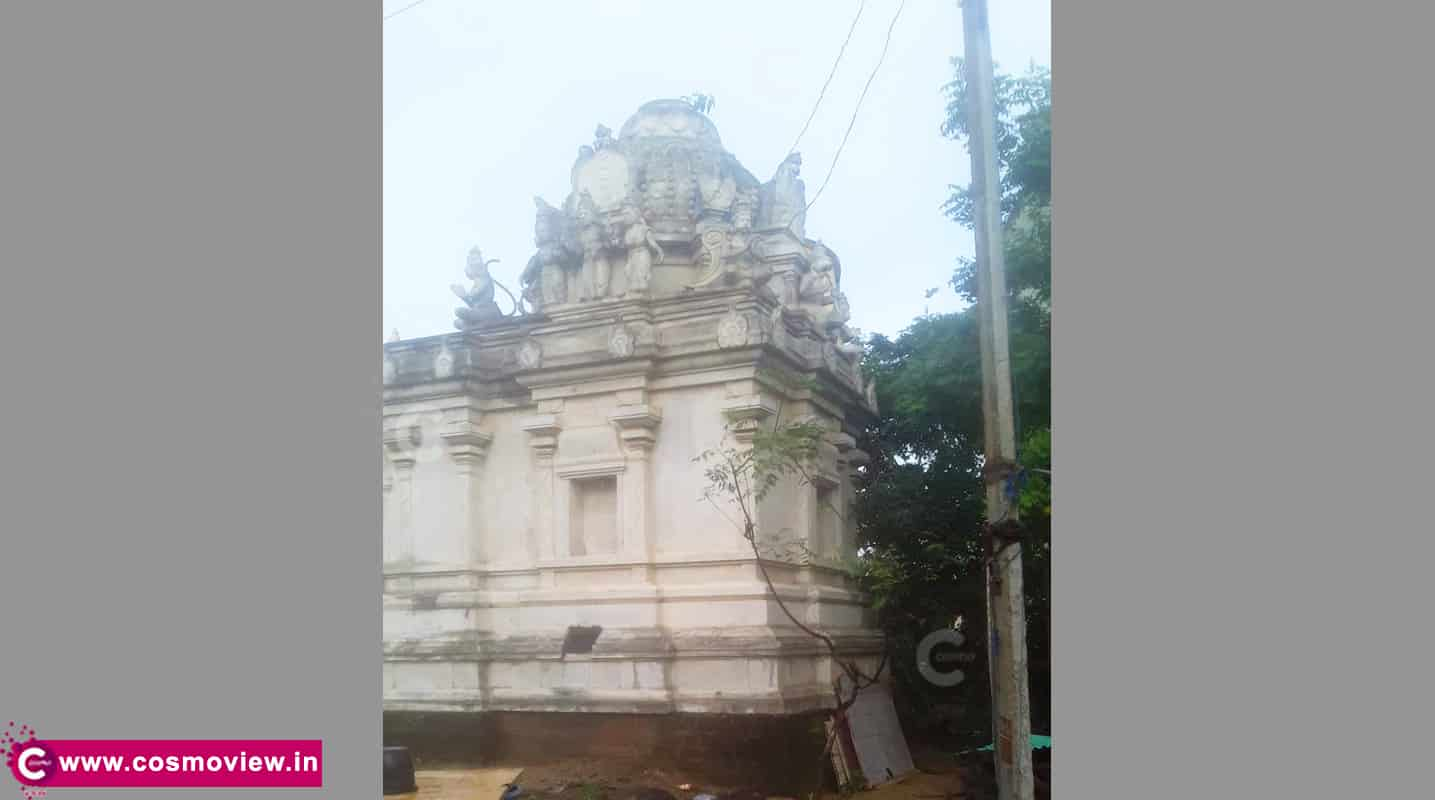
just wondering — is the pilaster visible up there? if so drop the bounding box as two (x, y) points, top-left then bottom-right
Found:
(521, 412), (562, 582)
(382, 414), (421, 565)
(611, 404), (662, 578)
(439, 400), (493, 568)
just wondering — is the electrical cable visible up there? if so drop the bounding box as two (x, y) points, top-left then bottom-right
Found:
(384, 0), (431, 22)
(803, 0), (908, 216)
(785, 0), (868, 158)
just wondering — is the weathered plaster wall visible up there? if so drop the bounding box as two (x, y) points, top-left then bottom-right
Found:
(384, 99), (884, 717)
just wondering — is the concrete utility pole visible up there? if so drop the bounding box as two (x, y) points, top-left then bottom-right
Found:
(960, 2), (1035, 799)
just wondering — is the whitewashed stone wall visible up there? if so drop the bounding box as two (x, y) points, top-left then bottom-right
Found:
(384, 100), (884, 715)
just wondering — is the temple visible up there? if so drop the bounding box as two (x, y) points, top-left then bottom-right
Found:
(382, 100), (883, 762)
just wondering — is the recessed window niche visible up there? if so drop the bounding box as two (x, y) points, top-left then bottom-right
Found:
(570, 475), (618, 556)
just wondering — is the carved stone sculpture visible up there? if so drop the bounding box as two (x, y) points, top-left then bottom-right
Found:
(836, 325), (864, 364)
(688, 225), (755, 290)
(434, 348), (455, 378)
(809, 240), (841, 288)
(516, 338), (542, 370)
(521, 197), (576, 310)
(760, 152), (806, 236)
(633, 141), (708, 239)
(792, 240), (851, 332)
(575, 192), (618, 301)
(608, 321), (636, 358)
(689, 229), (730, 289)
(593, 124), (615, 151)
(620, 200), (662, 295)
(696, 159), (737, 227)
(798, 255), (837, 307)
(827, 291), (852, 333)
(717, 304), (750, 348)
(733, 186), (758, 231)
(484, 103), (860, 339)
(453, 247), (504, 329)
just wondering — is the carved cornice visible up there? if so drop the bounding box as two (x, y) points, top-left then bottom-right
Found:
(382, 415), (421, 467)
(610, 404), (662, 451)
(382, 626), (884, 663)
(810, 432), (852, 489)
(439, 403), (493, 467)
(520, 414), (562, 459)
(721, 394), (776, 443)
(382, 332), (477, 387)
(554, 457), (627, 480)
(845, 447), (871, 477)
(516, 359), (657, 393)
(749, 226), (811, 270)
(812, 462), (841, 491)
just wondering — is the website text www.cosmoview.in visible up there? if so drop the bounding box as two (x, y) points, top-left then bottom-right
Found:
(7, 738), (322, 790)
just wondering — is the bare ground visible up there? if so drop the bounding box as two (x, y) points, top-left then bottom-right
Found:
(386, 747), (1048, 800)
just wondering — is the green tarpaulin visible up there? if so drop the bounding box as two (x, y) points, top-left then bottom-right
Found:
(968, 734), (1051, 753)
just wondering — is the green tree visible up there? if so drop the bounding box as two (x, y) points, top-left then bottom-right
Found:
(855, 61), (1050, 743)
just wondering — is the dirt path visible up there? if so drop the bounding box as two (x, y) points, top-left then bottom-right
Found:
(388, 756), (974, 800)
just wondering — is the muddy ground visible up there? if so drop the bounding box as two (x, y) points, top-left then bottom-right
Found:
(390, 748), (1049, 800)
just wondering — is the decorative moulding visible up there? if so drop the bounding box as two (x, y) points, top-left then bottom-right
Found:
(520, 414), (562, 459)
(610, 405), (662, 451)
(434, 348), (455, 379)
(721, 394), (777, 441)
(382, 415), (422, 464)
(519, 414), (561, 435)
(518, 361), (656, 395)
(440, 421), (492, 467)
(716, 305), (751, 348)
(554, 457), (627, 480)
(608, 322), (636, 358)
(516, 338), (543, 370)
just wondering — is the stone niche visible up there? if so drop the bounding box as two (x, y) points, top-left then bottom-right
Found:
(383, 99), (884, 724)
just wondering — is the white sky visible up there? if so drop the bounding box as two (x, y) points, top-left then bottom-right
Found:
(383, 0), (1050, 342)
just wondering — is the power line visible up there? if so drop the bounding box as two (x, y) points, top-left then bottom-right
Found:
(804, 0), (908, 216)
(786, 0), (868, 158)
(384, 0), (432, 22)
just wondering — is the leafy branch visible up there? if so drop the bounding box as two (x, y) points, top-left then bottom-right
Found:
(695, 394), (889, 795)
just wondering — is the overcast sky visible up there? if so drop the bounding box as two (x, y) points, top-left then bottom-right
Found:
(383, 0), (1050, 342)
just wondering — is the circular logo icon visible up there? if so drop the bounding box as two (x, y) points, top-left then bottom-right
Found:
(916, 629), (968, 687)
(11, 741), (57, 786)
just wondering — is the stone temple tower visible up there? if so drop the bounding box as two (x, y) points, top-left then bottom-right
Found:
(382, 100), (883, 767)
